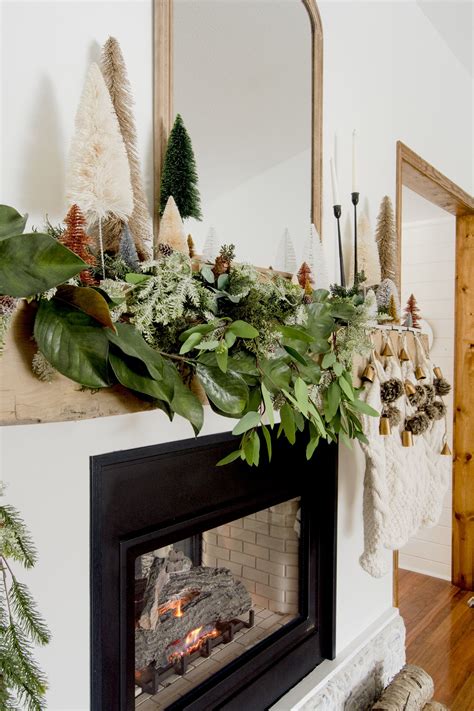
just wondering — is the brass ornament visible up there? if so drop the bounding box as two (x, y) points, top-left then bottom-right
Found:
(361, 363), (375, 382)
(402, 430), (414, 447)
(415, 365), (426, 380)
(381, 340), (394, 357)
(379, 416), (391, 436)
(441, 441), (452, 456)
(399, 347), (410, 362)
(433, 366), (444, 379)
(404, 380), (417, 396)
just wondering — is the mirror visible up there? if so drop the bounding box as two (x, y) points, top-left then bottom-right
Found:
(165, 0), (320, 270)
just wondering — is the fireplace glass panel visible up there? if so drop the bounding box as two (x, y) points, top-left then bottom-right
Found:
(134, 497), (301, 708)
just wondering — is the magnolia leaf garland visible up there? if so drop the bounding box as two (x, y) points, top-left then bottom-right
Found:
(101, 37), (152, 260)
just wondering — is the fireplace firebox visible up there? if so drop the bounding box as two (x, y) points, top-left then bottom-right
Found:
(91, 431), (337, 710)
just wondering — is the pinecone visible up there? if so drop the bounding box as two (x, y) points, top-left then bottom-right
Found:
(213, 244), (235, 277)
(158, 243), (173, 258)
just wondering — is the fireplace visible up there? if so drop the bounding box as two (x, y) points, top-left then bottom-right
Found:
(91, 431), (337, 710)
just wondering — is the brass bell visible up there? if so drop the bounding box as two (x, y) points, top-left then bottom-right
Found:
(379, 416), (391, 436)
(361, 363), (375, 382)
(402, 430), (414, 447)
(381, 340), (394, 357)
(441, 441), (452, 456)
(404, 380), (417, 396)
(433, 366), (444, 379)
(399, 347), (410, 362)
(415, 365), (426, 380)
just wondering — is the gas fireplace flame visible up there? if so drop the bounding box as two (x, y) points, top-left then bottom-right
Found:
(167, 624), (220, 663)
(175, 600), (183, 618)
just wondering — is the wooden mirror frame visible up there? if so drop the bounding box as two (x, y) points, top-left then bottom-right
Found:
(152, 0), (323, 255)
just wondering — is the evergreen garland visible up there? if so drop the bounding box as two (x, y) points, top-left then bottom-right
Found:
(0, 504), (50, 710)
(159, 114), (202, 221)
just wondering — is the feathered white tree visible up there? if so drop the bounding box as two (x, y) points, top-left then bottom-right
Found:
(274, 228), (297, 274)
(203, 226), (219, 262)
(303, 224), (329, 291)
(356, 211), (381, 286)
(66, 63), (133, 277)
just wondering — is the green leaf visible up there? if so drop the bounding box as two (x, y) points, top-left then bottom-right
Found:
(224, 330), (237, 348)
(306, 434), (320, 460)
(355, 430), (369, 445)
(195, 339), (220, 351)
(109, 350), (170, 402)
(261, 382), (274, 428)
(294, 410), (305, 432)
(339, 430), (353, 449)
(322, 352), (336, 369)
(232, 411), (261, 436)
(333, 361), (343, 377)
(217, 274), (229, 290)
(228, 320), (259, 339)
(338, 375), (355, 401)
(251, 429), (260, 467)
(261, 424), (272, 462)
(280, 325), (313, 343)
(199, 351), (259, 385)
(0, 233), (87, 297)
(56, 285), (116, 331)
(106, 322), (167, 385)
(201, 264), (215, 283)
(283, 345), (308, 366)
(217, 450), (242, 466)
(196, 363), (248, 416)
(179, 331), (203, 354)
(34, 298), (110, 388)
(243, 433), (255, 465)
(349, 398), (379, 417)
(308, 402), (327, 436)
(280, 403), (296, 444)
(312, 288), (329, 303)
(325, 381), (341, 421)
(261, 357), (292, 392)
(0, 204), (28, 239)
(125, 272), (150, 284)
(215, 343), (228, 373)
(179, 321), (220, 342)
(164, 362), (204, 434)
(294, 377), (309, 416)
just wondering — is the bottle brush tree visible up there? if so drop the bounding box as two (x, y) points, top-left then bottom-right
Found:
(61, 204), (96, 285)
(404, 293), (422, 329)
(159, 114), (202, 221)
(375, 195), (397, 283)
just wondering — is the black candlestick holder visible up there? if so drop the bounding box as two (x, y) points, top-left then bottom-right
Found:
(351, 192), (359, 282)
(333, 204), (345, 287)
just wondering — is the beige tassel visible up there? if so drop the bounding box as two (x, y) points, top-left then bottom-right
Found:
(402, 430), (413, 447)
(158, 196), (188, 254)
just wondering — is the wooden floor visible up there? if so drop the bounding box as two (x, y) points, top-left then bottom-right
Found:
(399, 569), (474, 710)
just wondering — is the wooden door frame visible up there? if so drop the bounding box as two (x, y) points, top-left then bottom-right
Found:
(394, 142), (474, 603)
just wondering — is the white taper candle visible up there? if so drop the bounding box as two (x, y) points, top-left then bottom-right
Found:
(330, 159), (340, 206)
(352, 129), (357, 192)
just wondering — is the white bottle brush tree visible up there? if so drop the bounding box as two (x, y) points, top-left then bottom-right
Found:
(303, 224), (329, 291)
(66, 63), (133, 278)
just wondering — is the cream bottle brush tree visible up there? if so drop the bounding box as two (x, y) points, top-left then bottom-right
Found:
(66, 63), (133, 278)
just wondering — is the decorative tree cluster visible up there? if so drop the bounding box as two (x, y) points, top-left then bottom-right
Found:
(303, 225), (329, 290)
(157, 196), (187, 254)
(0, 503), (51, 710)
(61, 204), (96, 284)
(159, 114), (202, 221)
(375, 196), (397, 283)
(118, 224), (139, 271)
(357, 212), (381, 286)
(101, 37), (151, 260)
(404, 293), (422, 329)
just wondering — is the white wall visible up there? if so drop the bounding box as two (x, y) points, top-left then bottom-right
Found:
(0, 1), (472, 709)
(399, 209), (455, 580)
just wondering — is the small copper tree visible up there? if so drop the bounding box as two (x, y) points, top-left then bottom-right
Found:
(61, 205), (96, 285)
(404, 293), (422, 329)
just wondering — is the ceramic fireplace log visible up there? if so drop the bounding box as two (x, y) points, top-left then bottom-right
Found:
(135, 566), (252, 669)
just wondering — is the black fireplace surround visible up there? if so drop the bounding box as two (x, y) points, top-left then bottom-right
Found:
(90, 431), (338, 710)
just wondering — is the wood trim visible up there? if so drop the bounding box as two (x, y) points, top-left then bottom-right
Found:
(452, 213), (474, 590)
(153, 0), (323, 237)
(153, 0), (174, 256)
(394, 141), (474, 597)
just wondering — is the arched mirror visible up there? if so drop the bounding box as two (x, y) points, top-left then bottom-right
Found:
(154, 0), (323, 269)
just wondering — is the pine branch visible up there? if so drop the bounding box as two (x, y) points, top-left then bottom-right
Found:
(9, 580), (51, 646)
(0, 506), (37, 568)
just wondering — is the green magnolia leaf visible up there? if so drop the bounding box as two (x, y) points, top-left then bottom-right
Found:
(338, 375), (355, 401)
(0, 205), (28, 239)
(261, 424), (272, 462)
(325, 381), (341, 421)
(215, 343), (228, 373)
(34, 298), (110, 388)
(199, 351), (259, 385)
(164, 362), (203, 435)
(294, 377), (309, 416)
(228, 320), (259, 339)
(322, 352), (336, 369)
(280, 403), (296, 444)
(232, 411), (261, 436)
(261, 357), (291, 392)
(179, 331), (203, 354)
(106, 323), (170, 394)
(280, 325), (313, 343)
(0, 233), (87, 297)
(349, 398), (379, 417)
(283, 345), (308, 367)
(261, 382), (274, 428)
(217, 450), (242, 466)
(109, 350), (170, 402)
(56, 285), (116, 331)
(196, 363), (248, 417)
